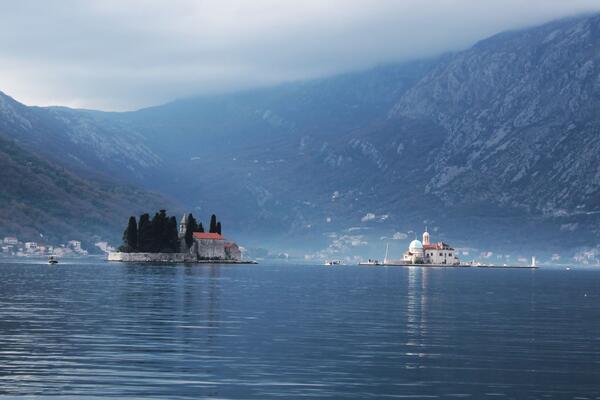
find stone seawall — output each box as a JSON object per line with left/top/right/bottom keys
{"left": 108, "top": 252, "right": 192, "bottom": 262}
{"left": 107, "top": 252, "right": 256, "bottom": 264}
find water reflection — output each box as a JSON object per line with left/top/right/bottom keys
{"left": 406, "top": 266, "right": 428, "bottom": 334}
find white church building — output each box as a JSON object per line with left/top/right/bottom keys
{"left": 402, "top": 229, "right": 460, "bottom": 265}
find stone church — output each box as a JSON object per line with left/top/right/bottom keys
{"left": 179, "top": 214, "right": 242, "bottom": 261}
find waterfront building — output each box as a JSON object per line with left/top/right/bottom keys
{"left": 179, "top": 215, "right": 242, "bottom": 261}
{"left": 224, "top": 242, "right": 242, "bottom": 261}
{"left": 193, "top": 232, "right": 226, "bottom": 259}
{"left": 67, "top": 240, "right": 82, "bottom": 252}
{"left": 95, "top": 241, "right": 114, "bottom": 253}
{"left": 25, "top": 242, "right": 38, "bottom": 252}
{"left": 3, "top": 237, "right": 18, "bottom": 245}
{"left": 402, "top": 229, "right": 460, "bottom": 265}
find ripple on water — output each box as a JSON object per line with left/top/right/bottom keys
{"left": 0, "top": 262, "right": 599, "bottom": 398}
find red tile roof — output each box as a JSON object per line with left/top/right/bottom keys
{"left": 424, "top": 242, "right": 454, "bottom": 251}
{"left": 193, "top": 232, "right": 224, "bottom": 240}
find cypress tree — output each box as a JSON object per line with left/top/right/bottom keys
{"left": 209, "top": 214, "right": 217, "bottom": 233}
{"left": 185, "top": 214, "right": 198, "bottom": 248}
{"left": 150, "top": 209, "right": 171, "bottom": 252}
{"left": 122, "top": 216, "right": 138, "bottom": 252}
{"left": 198, "top": 222, "right": 205, "bottom": 233}
{"left": 216, "top": 221, "right": 222, "bottom": 235}
{"left": 149, "top": 212, "right": 159, "bottom": 252}
{"left": 135, "top": 210, "right": 192, "bottom": 252}
{"left": 159, "top": 210, "right": 169, "bottom": 251}
{"left": 167, "top": 216, "right": 179, "bottom": 252}
{"left": 137, "top": 213, "right": 151, "bottom": 252}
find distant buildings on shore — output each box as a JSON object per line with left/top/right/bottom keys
{"left": 2, "top": 236, "right": 90, "bottom": 257}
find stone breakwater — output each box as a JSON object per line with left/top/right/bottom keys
{"left": 107, "top": 252, "right": 257, "bottom": 264}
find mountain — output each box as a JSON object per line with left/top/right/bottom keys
{"left": 2, "top": 13, "right": 600, "bottom": 262}
{"left": 0, "top": 91, "right": 177, "bottom": 246}
{"left": 392, "top": 14, "right": 600, "bottom": 211}
{"left": 0, "top": 91, "right": 162, "bottom": 184}
{"left": 96, "top": 13, "right": 600, "bottom": 260}
{"left": 0, "top": 131, "right": 166, "bottom": 246}
{"left": 107, "top": 61, "right": 439, "bottom": 248}
{"left": 386, "top": 13, "right": 600, "bottom": 252}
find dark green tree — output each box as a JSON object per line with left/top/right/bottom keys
{"left": 184, "top": 214, "right": 199, "bottom": 248}
{"left": 216, "top": 221, "right": 222, "bottom": 235}
{"left": 198, "top": 222, "right": 205, "bottom": 233}
{"left": 137, "top": 213, "right": 152, "bottom": 252}
{"left": 130, "top": 210, "right": 193, "bottom": 253}
{"left": 150, "top": 209, "right": 169, "bottom": 252}
{"left": 209, "top": 214, "right": 217, "bottom": 233}
{"left": 121, "top": 216, "right": 138, "bottom": 252}
{"left": 166, "top": 216, "right": 179, "bottom": 252}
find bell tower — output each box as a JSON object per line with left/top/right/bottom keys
{"left": 179, "top": 213, "right": 188, "bottom": 238}
{"left": 423, "top": 227, "right": 430, "bottom": 246}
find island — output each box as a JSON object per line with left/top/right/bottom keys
{"left": 108, "top": 210, "right": 256, "bottom": 264}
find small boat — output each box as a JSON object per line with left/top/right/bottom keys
{"left": 324, "top": 260, "right": 343, "bottom": 266}
{"left": 48, "top": 256, "right": 59, "bottom": 265}
{"left": 358, "top": 259, "right": 381, "bottom": 266}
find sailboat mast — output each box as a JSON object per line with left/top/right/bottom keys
{"left": 384, "top": 242, "right": 389, "bottom": 264}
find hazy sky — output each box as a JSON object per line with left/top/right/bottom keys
{"left": 1, "top": 0, "right": 599, "bottom": 110}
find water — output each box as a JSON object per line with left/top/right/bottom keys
{"left": 0, "top": 260, "right": 599, "bottom": 399}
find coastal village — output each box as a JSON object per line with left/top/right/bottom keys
{"left": 1, "top": 236, "right": 93, "bottom": 258}
{"left": 1, "top": 211, "right": 246, "bottom": 263}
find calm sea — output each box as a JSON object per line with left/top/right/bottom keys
{"left": 0, "top": 260, "right": 599, "bottom": 399}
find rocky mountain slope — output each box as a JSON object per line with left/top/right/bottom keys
{"left": 113, "top": 13, "right": 600, "bottom": 258}
{"left": 0, "top": 91, "right": 162, "bottom": 184}
{"left": 391, "top": 13, "right": 600, "bottom": 216}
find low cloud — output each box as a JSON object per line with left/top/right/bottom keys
{"left": 361, "top": 213, "right": 376, "bottom": 222}
{"left": 1, "top": 0, "right": 599, "bottom": 110}
{"left": 361, "top": 212, "right": 389, "bottom": 223}
{"left": 392, "top": 232, "right": 407, "bottom": 240}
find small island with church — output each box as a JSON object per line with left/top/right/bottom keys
{"left": 108, "top": 210, "right": 256, "bottom": 264}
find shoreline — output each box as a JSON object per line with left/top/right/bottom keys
{"left": 362, "top": 263, "right": 538, "bottom": 269}
{"left": 107, "top": 251, "right": 257, "bottom": 264}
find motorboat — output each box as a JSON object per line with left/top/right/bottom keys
{"left": 358, "top": 259, "right": 381, "bottom": 266}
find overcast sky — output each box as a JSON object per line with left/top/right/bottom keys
{"left": 1, "top": 0, "right": 599, "bottom": 111}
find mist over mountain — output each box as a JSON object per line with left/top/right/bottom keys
{"left": 2, "top": 13, "right": 600, "bottom": 263}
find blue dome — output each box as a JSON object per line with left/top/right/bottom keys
{"left": 409, "top": 239, "right": 423, "bottom": 250}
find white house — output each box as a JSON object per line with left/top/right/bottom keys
{"left": 3, "top": 237, "right": 18, "bottom": 245}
